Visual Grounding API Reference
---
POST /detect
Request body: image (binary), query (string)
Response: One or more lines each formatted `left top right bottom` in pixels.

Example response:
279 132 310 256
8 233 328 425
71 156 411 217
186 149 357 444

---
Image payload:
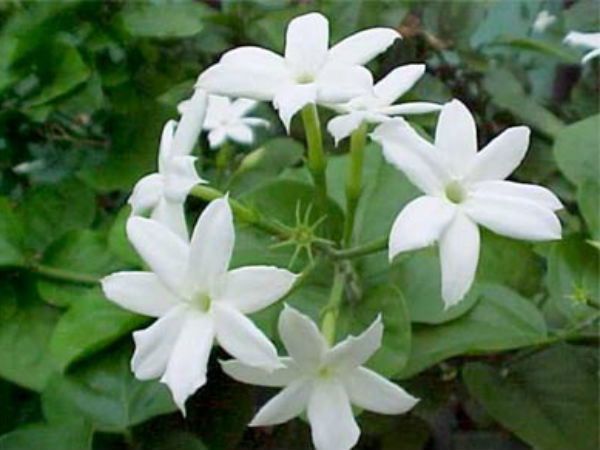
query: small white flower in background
532 10 556 33
564 31 600 63
326 64 442 145
101 197 297 414
203 95 269 149
371 99 562 307
197 12 400 131
128 90 208 239
222 305 418 450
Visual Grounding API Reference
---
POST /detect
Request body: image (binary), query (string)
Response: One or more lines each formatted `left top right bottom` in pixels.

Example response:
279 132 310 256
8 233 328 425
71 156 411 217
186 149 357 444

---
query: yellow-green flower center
445 180 466 204
296 73 314 84
194 293 212 312
317 366 333 379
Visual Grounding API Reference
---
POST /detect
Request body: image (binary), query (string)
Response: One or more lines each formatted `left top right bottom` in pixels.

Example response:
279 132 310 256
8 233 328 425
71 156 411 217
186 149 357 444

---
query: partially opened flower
564 31 600 63
197 12 400 131
222 305 418 450
327 65 441 145
128 90 208 239
532 10 556 33
101 197 297 413
203 95 269 149
371 100 562 307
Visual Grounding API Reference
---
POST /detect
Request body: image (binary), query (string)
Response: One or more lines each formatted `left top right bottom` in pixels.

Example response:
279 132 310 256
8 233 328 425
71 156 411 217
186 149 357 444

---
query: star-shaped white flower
128 90 208 239
222 305 418 450
564 31 600 64
101 197 297 414
196 12 400 131
532 10 556 33
371 100 562 307
327 64 441 145
203 95 269 149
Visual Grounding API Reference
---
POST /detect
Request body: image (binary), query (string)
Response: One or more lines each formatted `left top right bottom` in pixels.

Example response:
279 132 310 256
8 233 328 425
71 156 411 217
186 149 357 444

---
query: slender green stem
301 104 328 218
342 122 368 247
31 263 99 285
332 236 388 259
215 141 232 188
321 267 346 346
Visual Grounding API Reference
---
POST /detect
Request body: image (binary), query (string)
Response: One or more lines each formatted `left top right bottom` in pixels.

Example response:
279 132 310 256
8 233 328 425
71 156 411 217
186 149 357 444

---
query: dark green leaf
108 206 143 267
0 197 25 267
0 419 93 450
118 3 210 38
578 178 599 239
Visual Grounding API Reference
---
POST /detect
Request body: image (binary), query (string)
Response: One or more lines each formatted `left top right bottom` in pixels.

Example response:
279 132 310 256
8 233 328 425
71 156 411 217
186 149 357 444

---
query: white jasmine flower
371 100 562 307
326 64 442 145
203 95 269 149
101 197 297 414
128 90 208 239
197 12 400 131
564 31 600 63
222 305 418 450
532 10 556 33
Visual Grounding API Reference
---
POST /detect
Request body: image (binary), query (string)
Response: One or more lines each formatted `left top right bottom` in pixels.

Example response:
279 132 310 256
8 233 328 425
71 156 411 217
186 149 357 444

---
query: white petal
278 305 327 371
158 120 177 167
213 303 281 370
467 126 530 182
582 47 600 64
172 89 207 157
217 266 297 314
327 112 366 146
323 315 382 372
186 197 234 294
388 195 456 260
227 124 254 145
131 305 187 380
128 173 163 215
435 99 478 176
221 357 299 387
208 128 227 149
328 28 400 65
316 64 373 104
196 47 289 101
371 118 448 195
470 180 562 211
161 311 215 414
564 31 600 49
439 213 480 307
374 64 425 104
162 155 204 202
249 379 311 426
307 380 360 450
285 13 329 76
380 102 442 116
101 271 181 317
150 198 189 241
203 95 229 130
464 194 561 241
344 367 419 414
241 117 270 128
230 98 258 118
126 217 189 293
273 84 317 133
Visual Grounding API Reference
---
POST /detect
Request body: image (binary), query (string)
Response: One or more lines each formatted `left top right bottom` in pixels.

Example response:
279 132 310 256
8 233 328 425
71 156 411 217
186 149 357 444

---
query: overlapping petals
564 31 600 63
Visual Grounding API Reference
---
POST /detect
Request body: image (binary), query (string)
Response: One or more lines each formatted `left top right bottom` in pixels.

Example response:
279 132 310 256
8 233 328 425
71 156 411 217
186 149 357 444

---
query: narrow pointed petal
273 84 317 133
388 195 456 260
439 213 480 307
316 64 373 104
172 89 207 157
379 102 442 116
374 64 426 104
163 155 204 202
327 112 365 146
217 266 297 314
158 120 177 168
230 98 258 118
278 305 327 371
126 217 188 293
249 379 311 426
208 128 227 149
307 380 360 450
285 13 329 76
161 311 215 414
344 367 419 414
101 271 180 317
323 315 382 372
227 124 254 145
471 180 562 211
464 194 561 241
435 99 478 175
203 95 230 129
564 31 600 49
213 303 281 370
186 197 234 294
371 119 448 195
131 305 187 380
582 47 600 63
221 357 299 387
150 198 189 241
328 28 400 65
241 117 270 128
467 126 530 182
128 173 163 215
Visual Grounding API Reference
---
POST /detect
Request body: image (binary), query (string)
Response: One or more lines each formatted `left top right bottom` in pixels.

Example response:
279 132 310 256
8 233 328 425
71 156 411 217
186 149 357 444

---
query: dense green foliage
0 1 598 449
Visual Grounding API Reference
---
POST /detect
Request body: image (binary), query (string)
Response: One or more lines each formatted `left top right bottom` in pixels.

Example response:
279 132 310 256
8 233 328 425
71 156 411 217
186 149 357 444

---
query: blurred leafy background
0 1 598 449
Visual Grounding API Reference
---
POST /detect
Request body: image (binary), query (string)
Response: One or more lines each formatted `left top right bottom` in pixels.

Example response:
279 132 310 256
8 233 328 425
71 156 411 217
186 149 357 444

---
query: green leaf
118 3 210 38
0 419 93 450
108 206 143 267
50 288 146 370
463 344 599 450
42 345 176 432
359 414 430 450
0 197 25 267
493 38 580 63
19 177 96 251
578 178 600 239
399 283 547 378
553 114 600 187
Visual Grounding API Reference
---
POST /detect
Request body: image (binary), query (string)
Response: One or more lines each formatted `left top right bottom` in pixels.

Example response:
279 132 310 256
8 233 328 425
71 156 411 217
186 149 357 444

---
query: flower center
445 180 466 204
296 73 314 84
317 366 333 379
193 293 212 312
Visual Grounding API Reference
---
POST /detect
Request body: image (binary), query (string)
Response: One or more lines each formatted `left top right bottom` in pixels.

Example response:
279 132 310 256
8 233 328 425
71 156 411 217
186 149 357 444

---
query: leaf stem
331 236 388 259
301 104 328 219
342 122 368 247
320 267 346 346
30 263 99 285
